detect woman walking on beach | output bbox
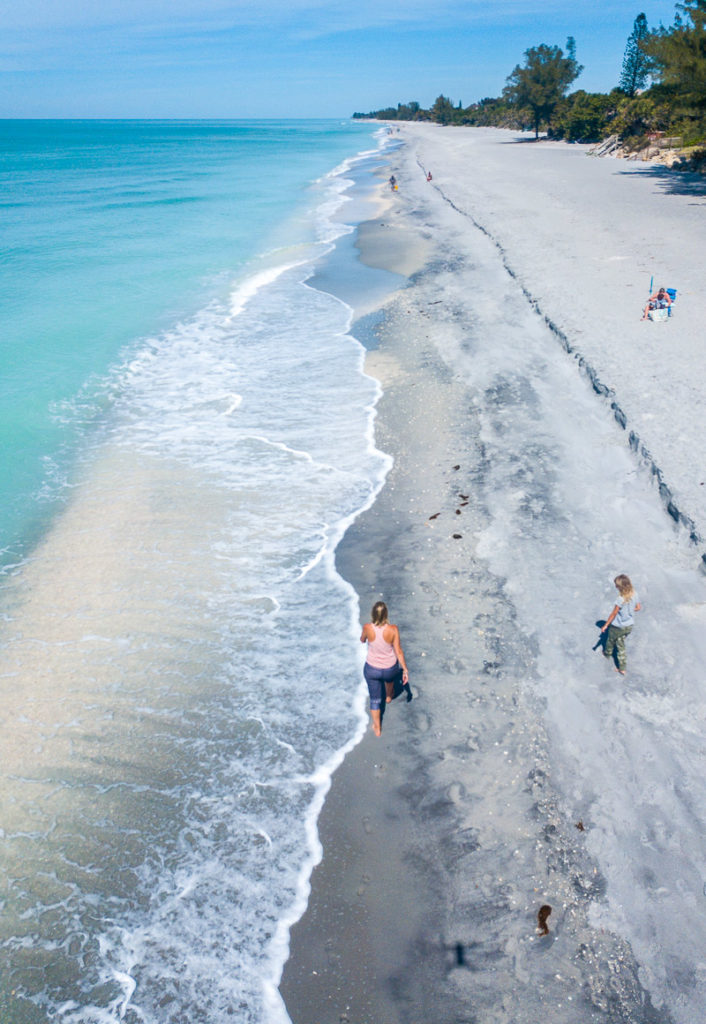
[601,574,641,675]
[361,601,409,736]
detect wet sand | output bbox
[280,197,491,1023]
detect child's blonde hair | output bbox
[614,574,635,599]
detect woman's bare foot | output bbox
[615,667,626,676]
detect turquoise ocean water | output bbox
[0,120,392,1022]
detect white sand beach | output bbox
[280,126,706,1024]
[410,125,706,542]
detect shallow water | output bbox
[0,122,396,1023]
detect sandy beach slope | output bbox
[280,127,706,1024]
[400,125,706,545]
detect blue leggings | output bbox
[364,661,401,710]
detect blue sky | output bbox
[0,0,679,118]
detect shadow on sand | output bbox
[617,162,706,200]
[499,134,547,145]
[379,675,413,729]
[593,619,608,653]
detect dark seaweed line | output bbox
[433,183,704,559]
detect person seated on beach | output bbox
[426,171,433,181]
[642,287,671,320]
[360,601,409,737]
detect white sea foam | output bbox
[229,261,306,319]
[0,130,394,1024]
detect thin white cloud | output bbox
[0,0,563,71]
[0,0,571,34]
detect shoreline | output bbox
[280,125,706,1023]
[280,176,475,1022]
[280,142,650,1024]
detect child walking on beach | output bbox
[601,574,641,675]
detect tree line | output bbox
[353,2,706,160]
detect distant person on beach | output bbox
[601,574,641,675]
[426,171,432,181]
[361,601,409,736]
[642,287,671,320]
[389,175,396,190]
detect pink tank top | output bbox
[366,624,397,668]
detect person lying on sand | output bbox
[360,601,409,736]
[642,287,671,320]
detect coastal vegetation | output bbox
[353,1,706,165]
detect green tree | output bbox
[610,86,678,144]
[503,39,584,137]
[552,89,619,142]
[644,0,706,113]
[431,94,456,125]
[620,13,650,95]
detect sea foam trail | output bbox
[0,136,393,1024]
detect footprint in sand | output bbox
[362,815,373,834]
[415,710,432,733]
[447,781,466,803]
[357,872,372,896]
[324,938,340,965]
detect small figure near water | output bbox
[389,174,398,191]
[426,171,433,181]
[642,286,672,320]
[361,601,409,736]
[601,574,641,675]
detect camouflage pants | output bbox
[604,624,632,671]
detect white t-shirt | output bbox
[614,593,639,628]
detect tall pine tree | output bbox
[503,39,583,138]
[619,13,649,96]
[645,0,706,113]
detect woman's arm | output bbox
[360,623,373,643]
[601,605,620,632]
[391,626,409,681]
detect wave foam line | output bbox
[262,292,394,1024]
[229,261,307,319]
